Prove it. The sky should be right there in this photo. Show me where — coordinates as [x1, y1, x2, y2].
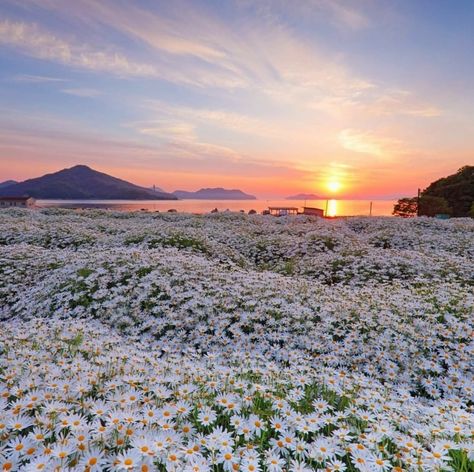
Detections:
[0, 0, 473, 198]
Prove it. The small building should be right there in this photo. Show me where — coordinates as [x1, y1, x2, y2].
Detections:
[302, 206, 324, 217]
[268, 206, 299, 216]
[0, 196, 36, 208]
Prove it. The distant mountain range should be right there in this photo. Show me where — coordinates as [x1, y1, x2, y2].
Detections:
[0, 180, 17, 189]
[0, 166, 258, 201]
[173, 188, 256, 200]
[286, 193, 321, 200]
[149, 185, 164, 193]
[0, 165, 177, 200]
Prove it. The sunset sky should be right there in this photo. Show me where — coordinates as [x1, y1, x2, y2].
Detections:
[0, 0, 473, 198]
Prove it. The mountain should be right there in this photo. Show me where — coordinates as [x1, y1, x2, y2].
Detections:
[0, 165, 177, 200]
[0, 180, 17, 189]
[422, 165, 473, 217]
[173, 188, 256, 200]
[286, 193, 321, 200]
[149, 185, 164, 193]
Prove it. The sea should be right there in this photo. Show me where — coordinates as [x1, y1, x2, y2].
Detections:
[36, 199, 395, 217]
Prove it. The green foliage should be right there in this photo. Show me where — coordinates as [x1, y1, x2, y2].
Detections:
[422, 165, 474, 217]
[136, 266, 153, 277]
[393, 195, 452, 217]
[448, 449, 473, 472]
[282, 259, 295, 275]
[157, 234, 209, 253]
[395, 166, 473, 217]
[125, 232, 209, 254]
[65, 332, 84, 348]
[124, 235, 145, 245]
[392, 197, 417, 217]
[77, 267, 94, 278]
[418, 195, 452, 217]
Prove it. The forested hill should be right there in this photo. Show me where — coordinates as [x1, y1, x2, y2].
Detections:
[423, 166, 473, 217]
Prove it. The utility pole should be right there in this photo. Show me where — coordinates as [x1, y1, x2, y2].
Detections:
[369, 201, 373, 217]
[417, 188, 421, 217]
[325, 199, 329, 217]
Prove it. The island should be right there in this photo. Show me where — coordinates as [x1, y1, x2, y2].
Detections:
[0, 165, 177, 200]
[173, 187, 256, 200]
[286, 193, 321, 200]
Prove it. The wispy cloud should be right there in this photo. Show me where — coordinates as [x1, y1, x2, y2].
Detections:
[0, 1, 375, 97]
[12, 73, 67, 83]
[310, 87, 441, 119]
[403, 106, 441, 118]
[0, 17, 247, 88]
[0, 1, 440, 121]
[360, 90, 442, 118]
[237, 0, 371, 31]
[61, 88, 101, 97]
[0, 19, 157, 78]
[338, 129, 407, 158]
[0, 114, 308, 183]
[321, 0, 370, 30]
[135, 121, 197, 142]
[142, 101, 279, 138]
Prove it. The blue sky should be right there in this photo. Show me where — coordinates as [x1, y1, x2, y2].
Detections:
[0, 0, 473, 197]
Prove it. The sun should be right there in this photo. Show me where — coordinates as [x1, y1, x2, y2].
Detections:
[326, 180, 342, 193]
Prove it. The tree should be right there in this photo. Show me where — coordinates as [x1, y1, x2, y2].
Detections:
[393, 195, 451, 217]
[393, 197, 417, 217]
[418, 195, 451, 217]
[470, 202, 474, 218]
[422, 165, 474, 217]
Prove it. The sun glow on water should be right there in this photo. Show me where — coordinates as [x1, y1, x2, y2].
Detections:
[326, 199, 337, 217]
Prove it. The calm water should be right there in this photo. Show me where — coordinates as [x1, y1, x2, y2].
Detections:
[37, 199, 395, 216]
